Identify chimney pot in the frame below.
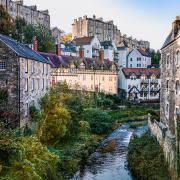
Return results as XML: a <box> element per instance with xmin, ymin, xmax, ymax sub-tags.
<box><xmin>56</xmin><ymin>44</ymin><xmax>61</xmax><ymax>56</ymax></box>
<box><xmin>99</xmin><ymin>48</ymin><xmax>104</xmax><ymax>63</ymax></box>
<box><xmin>33</xmin><ymin>36</ymin><xmax>38</xmax><ymax>51</ymax></box>
<box><xmin>79</xmin><ymin>46</ymin><xmax>85</xmax><ymax>58</ymax></box>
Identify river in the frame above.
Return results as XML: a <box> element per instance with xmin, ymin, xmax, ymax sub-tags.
<box><xmin>72</xmin><ymin>124</ymin><xmax>148</xmax><ymax>180</ymax></box>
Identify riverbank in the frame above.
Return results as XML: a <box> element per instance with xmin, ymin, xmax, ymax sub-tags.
<box><xmin>128</xmin><ymin>132</ymin><xmax>171</xmax><ymax>180</ymax></box>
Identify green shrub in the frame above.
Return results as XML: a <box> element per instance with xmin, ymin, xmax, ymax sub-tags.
<box><xmin>128</xmin><ymin>132</ymin><xmax>170</xmax><ymax>180</ymax></box>
<box><xmin>83</xmin><ymin>108</ymin><xmax>112</xmax><ymax>134</ymax></box>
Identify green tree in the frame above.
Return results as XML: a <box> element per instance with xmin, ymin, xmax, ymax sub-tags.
<box><xmin>150</xmin><ymin>49</ymin><xmax>161</xmax><ymax>65</ymax></box>
<box><xmin>23</xmin><ymin>24</ymin><xmax>55</xmax><ymax>53</ymax></box>
<box><xmin>14</xmin><ymin>18</ymin><xmax>27</xmax><ymax>42</ymax></box>
<box><xmin>0</xmin><ymin>5</ymin><xmax>15</xmax><ymax>36</ymax></box>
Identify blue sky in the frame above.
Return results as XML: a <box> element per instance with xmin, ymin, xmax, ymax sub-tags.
<box><xmin>24</xmin><ymin>0</ymin><xmax>180</xmax><ymax>50</ymax></box>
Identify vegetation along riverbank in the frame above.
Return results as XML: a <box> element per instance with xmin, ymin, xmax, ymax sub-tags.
<box><xmin>0</xmin><ymin>83</ymin><xmax>159</xmax><ymax>180</ymax></box>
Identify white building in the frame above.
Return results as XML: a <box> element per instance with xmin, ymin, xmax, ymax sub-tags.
<box><xmin>128</xmin><ymin>48</ymin><xmax>151</xmax><ymax>68</ymax></box>
<box><xmin>73</xmin><ymin>36</ymin><xmax>101</xmax><ymax>59</ymax></box>
<box><xmin>101</xmin><ymin>41</ymin><xmax>117</xmax><ymax>61</ymax></box>
<box><xmin>119</xmin><ymin>68</ymin><xmax>160</xmax><ymax>102</ymax></box>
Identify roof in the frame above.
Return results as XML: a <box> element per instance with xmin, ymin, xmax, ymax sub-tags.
<box><xmin>0</xmin><ymin>34</ymin><xmax>49</xmax><ymax>64</ymax></box>
<box><xmin>161</xmin><ymin>30</ymin><xmax>175</xmax><ymax>49</ymax></box>
<box><xmin>101</xmin><ymin>41</ymin><xmax>113</xmax><ymax>49</ymax></box>
<box><xmin>122</xmin><ymin>68</ymin><xmax>160</xmax><ymax>78</ymax></box>
<box><xmin>137</xmin><ymin>49</ymin><xmax>151</xmax><ymax>57</ymax></box>
<box><xmin>73</xmin><ymin>36</ymin><xmax>94</xmax><ymax>46</ymax></box>
<box><xmin>39</xmin><ymin>52</ymin><xmax>118</xmax><ymax>71</ymax></box>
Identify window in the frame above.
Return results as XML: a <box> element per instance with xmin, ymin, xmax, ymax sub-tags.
<box><xmin>128</xmin><ymin>85</ymin><xmax>131</xmax><ymax>89</ymax></box>
<box><xmin>166</xmin><ymin>80</ymin><xmax>169</xmax><ymax>92</ymax></box>
<box><xmin>109</xmin><ymin>77</ymin><xmax>112</xmax><ymax>81</ymax></box>
<box><xmin>32</xmin><ymin>61</ymin><xmax>35</xmax><ymax>74</ymax></box>
<box><xmin>46</xmin><ymin>79</ymin><xmax>49</xmax><ymax>89</ymax></box>
<box><xmin>0</xmin><ymin>62</ymin><xmax>6</xmax><ymax>70</ymax></box>
<box><xmin>32</xmin><ymin>78</ymin><xmax>35</xmax><ymax>91</ymax></box>
<box><xmin>37</xmin><ymin>79</ymin><xmax>40</xmax><ymax>90</ymax></box>
<box><xmin>166</xmin><ymin>103</ymin><xmax>169</xmax><ymax>118</ymax></box>
<box><xmin>176</xmin><ymin>81</ymin><xmax>179</xmax><ymax>95</ymax></box>
<box><xmin>102</xmin><ymin>76</ymin><xmax>105</xmax><ymax>81</ymax></box>
<box><xmin>83</xmin><ymin>75</ymin><xmax>86</xmax><ymax>81</ymax></box>
<box><xmin>42</xmin><ymin>79</ymin><xmax>44</xmax><ymax>90</ymax></box>
<box><xmin>25</xmin><ymin>60</ymin><xmax>28</xmax><ymax>73</ymax></box>
<box><xmin>130</xmin><ymin>64</ymin><xmax>132</xmax><ymax>67</ymax></box>
<box><xmin>176</xmin><ymin>51</ymin><xmax>180</xmax><ymax>65</ymax></box>
<box><xmin>46</xmin><ymin>64</ymin><xmax>48</xmax><ymax>75</ymax></box>
<box><xmin>130</xmin><ymin>58</ymin><xmax>133</xmax><ymax>61</ymax></box>
<box><xmin>25</xmin><ymin>78</ymin><xmax>28</xmax><ymax>92</ymax></box>
<box><xmin>91</xmin><ymin>75</ymin><xmax>93</xmax><ymax>81</ymax></box>
<box><xmin>166</xmin><ymin>55</ymin><xmax>170</xmax><ymax>68</ymax></box>
<box><xmin>42</xmin><ymin>64</ymin><xmax>44</xmax><ymax>74</ymax></box>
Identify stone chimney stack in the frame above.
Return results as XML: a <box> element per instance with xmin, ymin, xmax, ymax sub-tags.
<box><xmin>99</xmin><ymin>48</ymin><xmax>104</xmax><ymax>63</ymax></box>
<box><xmin>172</xmin><ymin>16</ymin><xmax>180</xmax><ymax>38</ymax></box>
<box><xmin>79</xmin><ymin>46</ymin><xmax>85</xmax><ymax>58</ymax></box>
<box><xmin>56</xmin><ymin>44</ymin><xmax>61</xmax><ymax>56</ymax></box>
<box><xmin>33</xmin><ymin>36</ymin><xmax>38</xmax><ymax>51</ymax></box>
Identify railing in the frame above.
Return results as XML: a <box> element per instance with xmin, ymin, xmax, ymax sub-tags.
<box><xmin>140</xmin><ymin>87</ymin><xmax>149</xmax><ymax>92</ymax></box>
<box><xmin>150</xmin><ymin>88</ymin><xmax>159</xmax><ymax>92</ymax></box>
<box><xmin>150</xmin><ymin>80</ymin><xmax>158</xmax><ymax>84</ymax></box>
<box><xmin>141</xmin><ymin>79</ymin><xmax>149</xmax><ymax>84</ymax></box>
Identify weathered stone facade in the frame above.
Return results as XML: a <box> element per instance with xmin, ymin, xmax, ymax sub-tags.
<box><xmin>72</xmin><ymin>15</ymin><xmax>150</xmax><ymax>50</ymax></box>
<box><xmin>0</xmin><ymin>34</ymin><xmax>51</xmax><ymax>127</ymax></box>
<box><xmin>149</xmin><ymin>16</ymin><xmax>180</xmax><ymax>179</ymax></box>
<box><xmin>0</xmin><ymin>0</ymin><xmax>50</xmax><ymax>28</ymax></box>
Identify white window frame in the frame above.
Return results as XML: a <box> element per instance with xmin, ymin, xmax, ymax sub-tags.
<box><xmin>0</xmin><ymin>61</ymin><xmax>6</xmax><ymax>71</ymax></box>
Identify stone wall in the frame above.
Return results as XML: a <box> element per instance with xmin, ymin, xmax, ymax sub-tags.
<box><xmin>148</xmin><ymin>115</ymin><xmax>179</xmax><ymax>179</ymax></box>
<box><xmin>0</xmin><ymin>41</ymin><xmax>20</xmax><ymax>126</ymax></box>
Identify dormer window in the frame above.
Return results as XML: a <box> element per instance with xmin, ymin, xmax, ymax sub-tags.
<box><xmin>0</xmin><ymin>61</ymin><xmax>6</xmax><ymax>70</ymax></box>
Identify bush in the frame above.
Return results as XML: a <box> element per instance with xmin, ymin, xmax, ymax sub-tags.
<box><xmin>128</xmin><ymin>132</ymin><xmax>170</xmax><ymax>180</ymax></box>
<box><xmin>83</xmin><ymin>108</ymin><xmax>112</xmax><ymax>134</ymax></box>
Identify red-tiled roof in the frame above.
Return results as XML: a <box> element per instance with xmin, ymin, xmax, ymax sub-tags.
<box><xmin>122</xmin><ymin>68</ymin><xmax>160</xmax><ymax>77</ymax></box>
<box><xmin>73</xmin><ymin>36</ymin><xmax>94</xmax><ymax>46</ymax></box>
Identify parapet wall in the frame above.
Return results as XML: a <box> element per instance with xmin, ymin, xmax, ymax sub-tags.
<box><xmin>148</xmin><ymin>115</ymin><xmax>179</xmax><ymax>179</ymax></box>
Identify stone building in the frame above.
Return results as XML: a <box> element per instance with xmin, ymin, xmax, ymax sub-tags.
<box><xmin>40</xmin><ymin>46</ymin><xmax>118</xmax><ymax>95</ymax></box>
<box><xmin>72</xmin><ymin>15</ymin><xmax>150</xmax><ymax>50</ymax></box>
<box><xmin>0</xmin><ymin>0</ymin><xmax>50</xmax><ymax>28</ymax></box>
<box><xmin>149</xmin><ymin>16</ymin><xmax>180</xmax><ymax>179</ymax></box>
<box><xmin>0</xmin><ymin>34</ymin><xmax>51</xmax><ymax>127</ymax></box>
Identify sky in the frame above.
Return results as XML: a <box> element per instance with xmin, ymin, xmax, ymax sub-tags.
<box><xmin>24</xmin><ymin>0</ymin><xmax>180</xmax><ymax>50</ymax></box>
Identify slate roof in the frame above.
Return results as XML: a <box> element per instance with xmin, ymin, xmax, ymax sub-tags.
<box><xmin>122</xmin><ymin>68</ymin><xmax>160</xmax><ymax>78</ymax></box>
<box><xmin>39</xmin><ymin>52</ymin><xmax>118</xmax><ymax>71</ymax></box>
<box><xmin>73</xmin><ymin>36</ymin><xmax>94</xmax><ymax>46</ymax></box>
<box><xmin>161</xmin><ymin>30</ymin><xmax>174</xmax><ymax>49</ymax></box>
<box><xmin>137</xmin><ymin>48</ymin><xmax>151</xmax><ymax>57</ymax></box>
<box><xmin>0</xmin><ymin>34</ymin><xmax>49</xmax><ymax>64</ymax></box>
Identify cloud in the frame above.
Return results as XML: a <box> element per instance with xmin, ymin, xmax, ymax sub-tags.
<box><xmin>24</xmin><ymin>0</ymin><xmax>171</xmax><ymax>49</ymax></box>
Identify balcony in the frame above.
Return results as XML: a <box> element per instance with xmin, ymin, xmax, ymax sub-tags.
<box><xmin>150</xmin><ymin>80</ymin><xmax>158</xmax><ymax>84</ymax></box>
<box><xmin>150</xmin><ymin>88</ymin><xmax>159</xmax><ymax>92</ymax></box>
<box><xmin>140</xmin><ymin>87</ymin><xmax>149</xmax><ymax>92</ymax></box>
<box><xmin>141</xmin><ymin>79</ymin><xmax>149</xmax><ymax>84</ymax></box>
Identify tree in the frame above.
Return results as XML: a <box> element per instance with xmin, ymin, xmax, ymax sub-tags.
<box><xmin>0</xmin><ymin>5</ymin><xmax>15</xmax><ymax>36</ymax></box>
<box><xmin>23</xmin><ymin>24</ymin><xmax>55</xmax><ymax>53</ymax></box>
<box><xmin>60</xmin><ymin>33</ymin><xmax>72</xmax><ymax>43</ymax></box>
<box><xmin>150</xmin><ymin>49</ymin><xmax>161</xmax><ymax>65</ymax></box>
<box><xmin>14</xmin><ymin>18</ymin><xmax>27</xmax><ymax>42</ymax></box>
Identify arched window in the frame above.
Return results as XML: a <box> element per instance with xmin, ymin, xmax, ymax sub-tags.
<box><xmin>176</xmin><ymin>51</ymin><xmax>180</xmax><ymax>65</ymax></box>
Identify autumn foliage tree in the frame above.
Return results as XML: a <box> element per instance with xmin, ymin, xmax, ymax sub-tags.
<box><xmin>0</xmin><ymin>5</ymin><xmax>15</xmax><ymax>36</ymax></box>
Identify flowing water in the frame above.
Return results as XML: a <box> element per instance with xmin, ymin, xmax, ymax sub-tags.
<box><xmin>72</xmin><ymin>124</ymin><xmax>148</xmax><ymax>180</ymax></box>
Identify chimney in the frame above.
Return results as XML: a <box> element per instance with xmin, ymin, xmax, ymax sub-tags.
<box><xmin>172</xmin><ymin>16</ymin><xmax>180</xmax><ymax>38</ymax></box>
<box><xmin>79</xmin><ymin>46</ymin><xmax>85</xmax><ymax>58</ymax></box>
<box><xmin>33</xmin><ymin>36</ymin><xmax>38</xmax><ymax>51</ymax></box>
<box><xmin>99</xmin><ymin>48</ymin><xmax>104</xmax><ymax>63</ymax></box>
<box><xmin>56</xmin><ymin>44</ymin><xmax>61</xmax><ymax>56</ymax></box>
